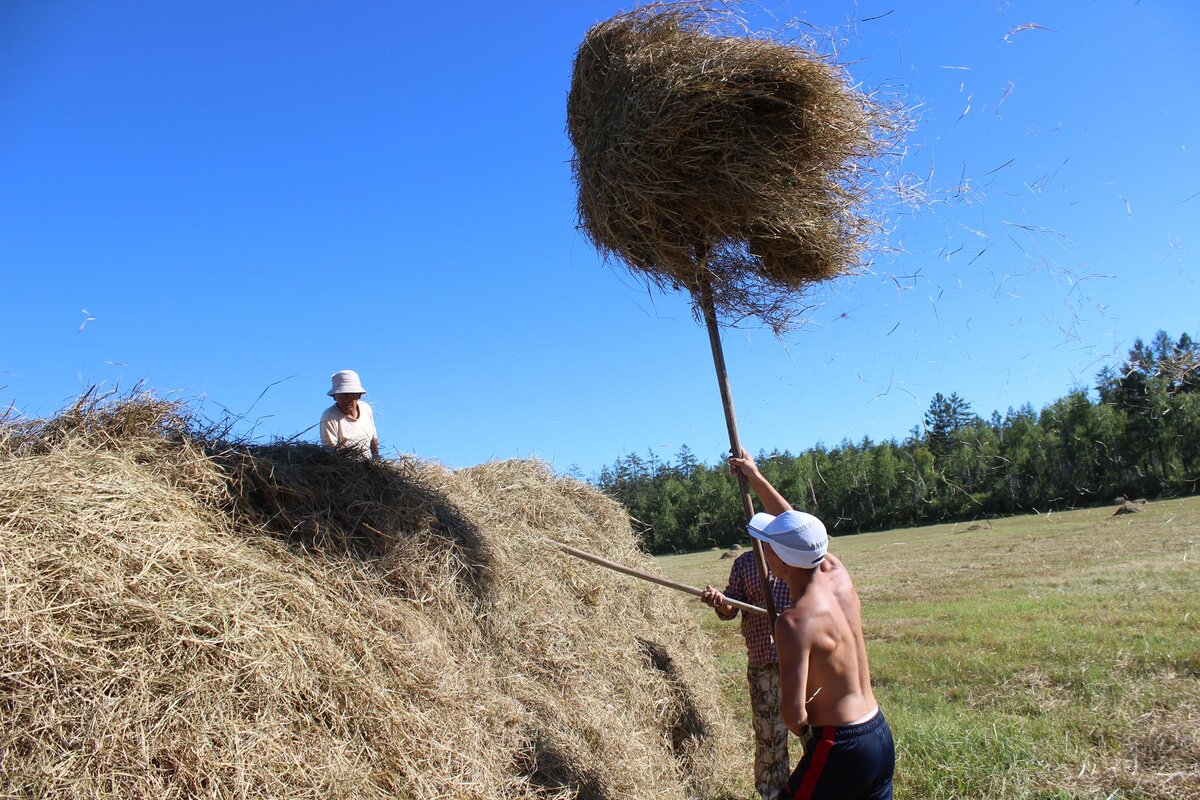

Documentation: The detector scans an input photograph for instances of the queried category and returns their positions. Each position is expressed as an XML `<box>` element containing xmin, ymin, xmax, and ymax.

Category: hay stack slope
<box><xmin>568</xmin><ymin>3</ymin><xmax>896</xmax><ymax>331</ymax></box>
<box><xmin>0</xmin><ymin>396</ymin><xmax>740</xmax><ymax>799</ymax></box>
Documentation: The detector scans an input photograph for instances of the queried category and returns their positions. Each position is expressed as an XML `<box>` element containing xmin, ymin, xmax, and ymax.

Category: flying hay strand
<box><xmin>568</xmin><ymin>3</ymin><xmax>896</xmax><ymax>331</ymax></box>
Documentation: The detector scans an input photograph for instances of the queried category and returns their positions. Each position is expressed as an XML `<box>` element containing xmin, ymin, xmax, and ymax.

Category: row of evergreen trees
<box><xmin>594</xmin><ymin>331</ymin><xmax>1200</xmax><ymax>553</ymax></box>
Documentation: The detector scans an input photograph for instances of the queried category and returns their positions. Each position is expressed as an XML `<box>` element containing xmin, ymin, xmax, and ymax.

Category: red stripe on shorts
<box><xmin>794</xmin><ymin>726</ymin><xmax>837</xmax><ymax>800</ymax></box>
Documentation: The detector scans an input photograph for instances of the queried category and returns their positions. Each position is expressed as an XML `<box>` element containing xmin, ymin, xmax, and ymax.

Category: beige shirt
<box><xmin>320</xmin><ymin>400</ymin><xmax>377</xmax><ymax>455</ymax></box>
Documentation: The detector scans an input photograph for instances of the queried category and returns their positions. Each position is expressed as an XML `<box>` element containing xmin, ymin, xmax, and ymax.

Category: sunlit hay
<box><xmin>430</xmin><ymin>459</ymin><xmax>734</xmax><ymax>795</ymax></box>
<box><xmin>0</xmin><ymin>395</ymin><xmax>739</xmax><ymax>799</ymax></box>
<box><xmin>568</xmin><ymin>2</ymin><xmax>899</xmax><ymax>332</ymax></box>
<box><xmin>1051</xmin><ymin>692</ymin><xmax>1200</xmax><ymax>798</ymax></box>
<box><xmin>0</xmin><ymin>389</ymin><xmax>213</xmax><ymax>490</ymax></box>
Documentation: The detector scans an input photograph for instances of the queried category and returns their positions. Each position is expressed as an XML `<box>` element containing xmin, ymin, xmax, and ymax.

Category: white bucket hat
<box><xmin>747</xmin><ymin>510</ymin><xmax>828</xmax><ymax>568</ymax></box>
<box><xmin>327</xmin><ymin>370</ymin><xmax>367</xmax><ymax>397</ymax></box>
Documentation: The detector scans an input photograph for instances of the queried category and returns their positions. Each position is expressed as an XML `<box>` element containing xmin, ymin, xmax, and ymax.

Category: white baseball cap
<box><xmin>747</xmin><ymin>510</ymin><xmax>828</xmax><ymax>568</ymax></box>
<box><xmin>328</xmin><ymin>370</ymin><xmax>367</xmax><ymax>397</ymax></box>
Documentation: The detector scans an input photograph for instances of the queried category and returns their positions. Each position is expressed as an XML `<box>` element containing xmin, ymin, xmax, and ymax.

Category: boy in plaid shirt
<box><xmin>702</xmin><ymin>549</ymin><xmax>792</xmax><ymax>799</ymax></box>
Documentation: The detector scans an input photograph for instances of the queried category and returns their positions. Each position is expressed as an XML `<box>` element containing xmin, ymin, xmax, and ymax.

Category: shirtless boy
<box><xmin>730</xmin><ymin>450</ymin><xmax>895</xmax><ymax>800</ymax></box>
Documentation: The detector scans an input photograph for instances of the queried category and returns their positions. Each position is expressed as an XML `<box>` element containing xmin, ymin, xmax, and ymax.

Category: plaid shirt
<box><xmin>721</xmin><ymin>550</ymin><xmax>792</xmax><ymax>667</ymax></box>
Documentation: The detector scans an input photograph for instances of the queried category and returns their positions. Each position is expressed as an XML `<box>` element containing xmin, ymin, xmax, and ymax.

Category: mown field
<box><xmin>657</xmin><ymin>496</ymin><xmax>1200</xmax><ymax>799</ymax></box>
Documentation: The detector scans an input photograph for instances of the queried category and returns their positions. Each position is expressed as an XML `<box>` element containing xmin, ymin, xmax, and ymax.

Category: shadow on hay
<box><xmin>3</xmin><ymin>395</ymin><xmax>497</xmax><ymax>603</ymax></box>
<box><xmin>510</xmin><ymin>642</ymin><xmax>711</xmax><ymax>799</ymax></box>
<box><xmin>515</xmin><ymin>737</ymin><xmax>607</xmax><ymax>800</ymax></box>
<box><xmin>637</xmin><ymin>637</ymin><xmax>711</xmax><ymax>762</ymax></box>
<box><xmin>216</xmin><ymin>443</ymin><xmax>495</xmax><ymax>601</ymax></box>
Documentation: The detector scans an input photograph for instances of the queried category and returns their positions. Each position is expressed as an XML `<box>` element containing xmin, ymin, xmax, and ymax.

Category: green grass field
<box><xmin>656</xmin><ymin>496</ymin><xmax>1200</xmax><ymax>799</ymax></box>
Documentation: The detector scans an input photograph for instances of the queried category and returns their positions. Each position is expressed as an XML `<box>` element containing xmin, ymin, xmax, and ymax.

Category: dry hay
<box><xmin>567</xmin><ymin>2</ymin><xmax>899</xmax><ymax>332</ymax></box>
<box><xmin>0</xmin><ymin>395</ymin><xmax>740</xmax><ymax>799</ymax></box>
<box><xmin>1114</xmin><ymin>500</ymin><xmax>1147</xmax><ymax>516</ymax></box>
<box><xmin>1048</xmin><ymin>695</ymin><xmax>1200</xmax><ymax>799</ymax></box>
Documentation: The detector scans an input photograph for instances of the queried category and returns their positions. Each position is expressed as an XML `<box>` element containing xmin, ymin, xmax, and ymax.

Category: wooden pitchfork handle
<box><xmin>698</xmin><ymin>274</ymin><xmax>779</xmax><ymax>628</ymax></box>
<box><xmin>545</xmin><ymin>539</ymin><xmax>768</xmax><ymax>616</ymax></box>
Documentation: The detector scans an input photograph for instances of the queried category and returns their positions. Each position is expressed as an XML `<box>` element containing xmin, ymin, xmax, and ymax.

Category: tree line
<box><xmin>594</xmin><ymin>330</ymin><xmax>1200</xmax><ymax>553</ymax></box>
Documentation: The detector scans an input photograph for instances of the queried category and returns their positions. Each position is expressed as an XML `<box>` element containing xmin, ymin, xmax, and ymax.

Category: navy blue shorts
<box><xmin>786</xmin><ymin>709</ymin><xmax>895</xmax><ymax>800</ymax></box>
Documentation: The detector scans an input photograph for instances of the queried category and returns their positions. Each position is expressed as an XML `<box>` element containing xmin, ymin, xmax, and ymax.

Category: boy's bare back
<box><xmin>776</xmin><ymin>554</ymin><xmax>877</xmax><ymax>729</ymax></box>
<box><xmin>730</xmin><ymin>448</ymin><xmax>896</xmax><ymax>797</ymax></box>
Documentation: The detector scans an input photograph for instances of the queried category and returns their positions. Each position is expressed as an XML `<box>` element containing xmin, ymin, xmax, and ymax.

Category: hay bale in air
<box><xmin>0</xmin><ymin>394</ymin><xmax>740</xmax><ymax>799</ymax></box>
<box><xmin>568</xmin><ymin>3</ymin><xmax>897</xmax><ymax>332</ymax></box>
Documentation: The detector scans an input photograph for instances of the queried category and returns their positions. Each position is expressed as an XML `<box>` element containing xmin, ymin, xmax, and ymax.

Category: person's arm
<box><xmin>728</xmin><ymin>449</ymin><xmax>792</xmax><ymax>516</ymax></box>
<box><xmin>775</xmin><ymin>615</ymin><xmax>812</xmax><ymax>736</ymax></box>
<box><xmin>319</xmin><ymin>415</ymin><xmax>340</xmax><ymax>448</ymax></box>
<box><xmin>700</xmin><ymin>585</ymin><xmax>738</xmax><ymax>620</ymax></box>
<box><xmin>363</xmin><ymin>403</ymin><xmax>380</xmax><ymax>459</ymax></box>
<box><xmin>701</xmin><ymin>557</ymin><xmax>749</xmax><ymax>620</ymax></box>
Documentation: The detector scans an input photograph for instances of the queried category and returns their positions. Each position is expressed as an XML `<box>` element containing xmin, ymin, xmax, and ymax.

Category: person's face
<box><xmin>335</xmin><ymin>393</ymin><xmax>361</xmax><ymax>415</ymax></box>
<box><xmin>762</xmin><ymin>543</ymin><xmax>787</xmax><ymax>577</ymax></box>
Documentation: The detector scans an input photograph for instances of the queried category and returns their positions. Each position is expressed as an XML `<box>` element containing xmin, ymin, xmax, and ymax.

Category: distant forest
<box><xmin>595</xmin><ymin>330</ymin><xmax>1200</xmax><ymax>554</ymax></box>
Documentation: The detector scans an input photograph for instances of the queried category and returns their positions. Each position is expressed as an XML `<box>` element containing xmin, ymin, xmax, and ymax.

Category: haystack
<box><xmin>568</xmin><ymin>2</ymin><xmax>896</xmax><ymax>332</ymax></box>
<box><xmin>0</xmin><ymin>396</ymin><xmax>740</xmax><ymax>799</ymax></box>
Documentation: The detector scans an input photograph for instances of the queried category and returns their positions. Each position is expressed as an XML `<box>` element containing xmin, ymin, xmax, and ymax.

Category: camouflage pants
<box><xmin>748</xmin><ymin>662</ymin><xmax>790</xmax><ymax>800</ymax></box>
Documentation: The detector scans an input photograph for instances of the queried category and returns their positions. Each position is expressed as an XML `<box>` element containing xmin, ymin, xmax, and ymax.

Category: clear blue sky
<box><xmin>2</xmin><ymin>1</ymin><xmax>1197</xmax><ymax>474</ymax></box>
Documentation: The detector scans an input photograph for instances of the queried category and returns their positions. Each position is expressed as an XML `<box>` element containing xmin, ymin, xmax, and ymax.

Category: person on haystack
<box><xmin>701</xmin><ymin>523</ymin><xmax>793</xmax><ymax>798</ymax></box>
<box><xmin>724</xmin><ymin>449</ymin><xmax>895</xmax><ymax>800</ymax></box>
<box><xmin>319</xmin><ymin>370</ymin><xmax>379</xmax><ymax>459</ymax></box>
